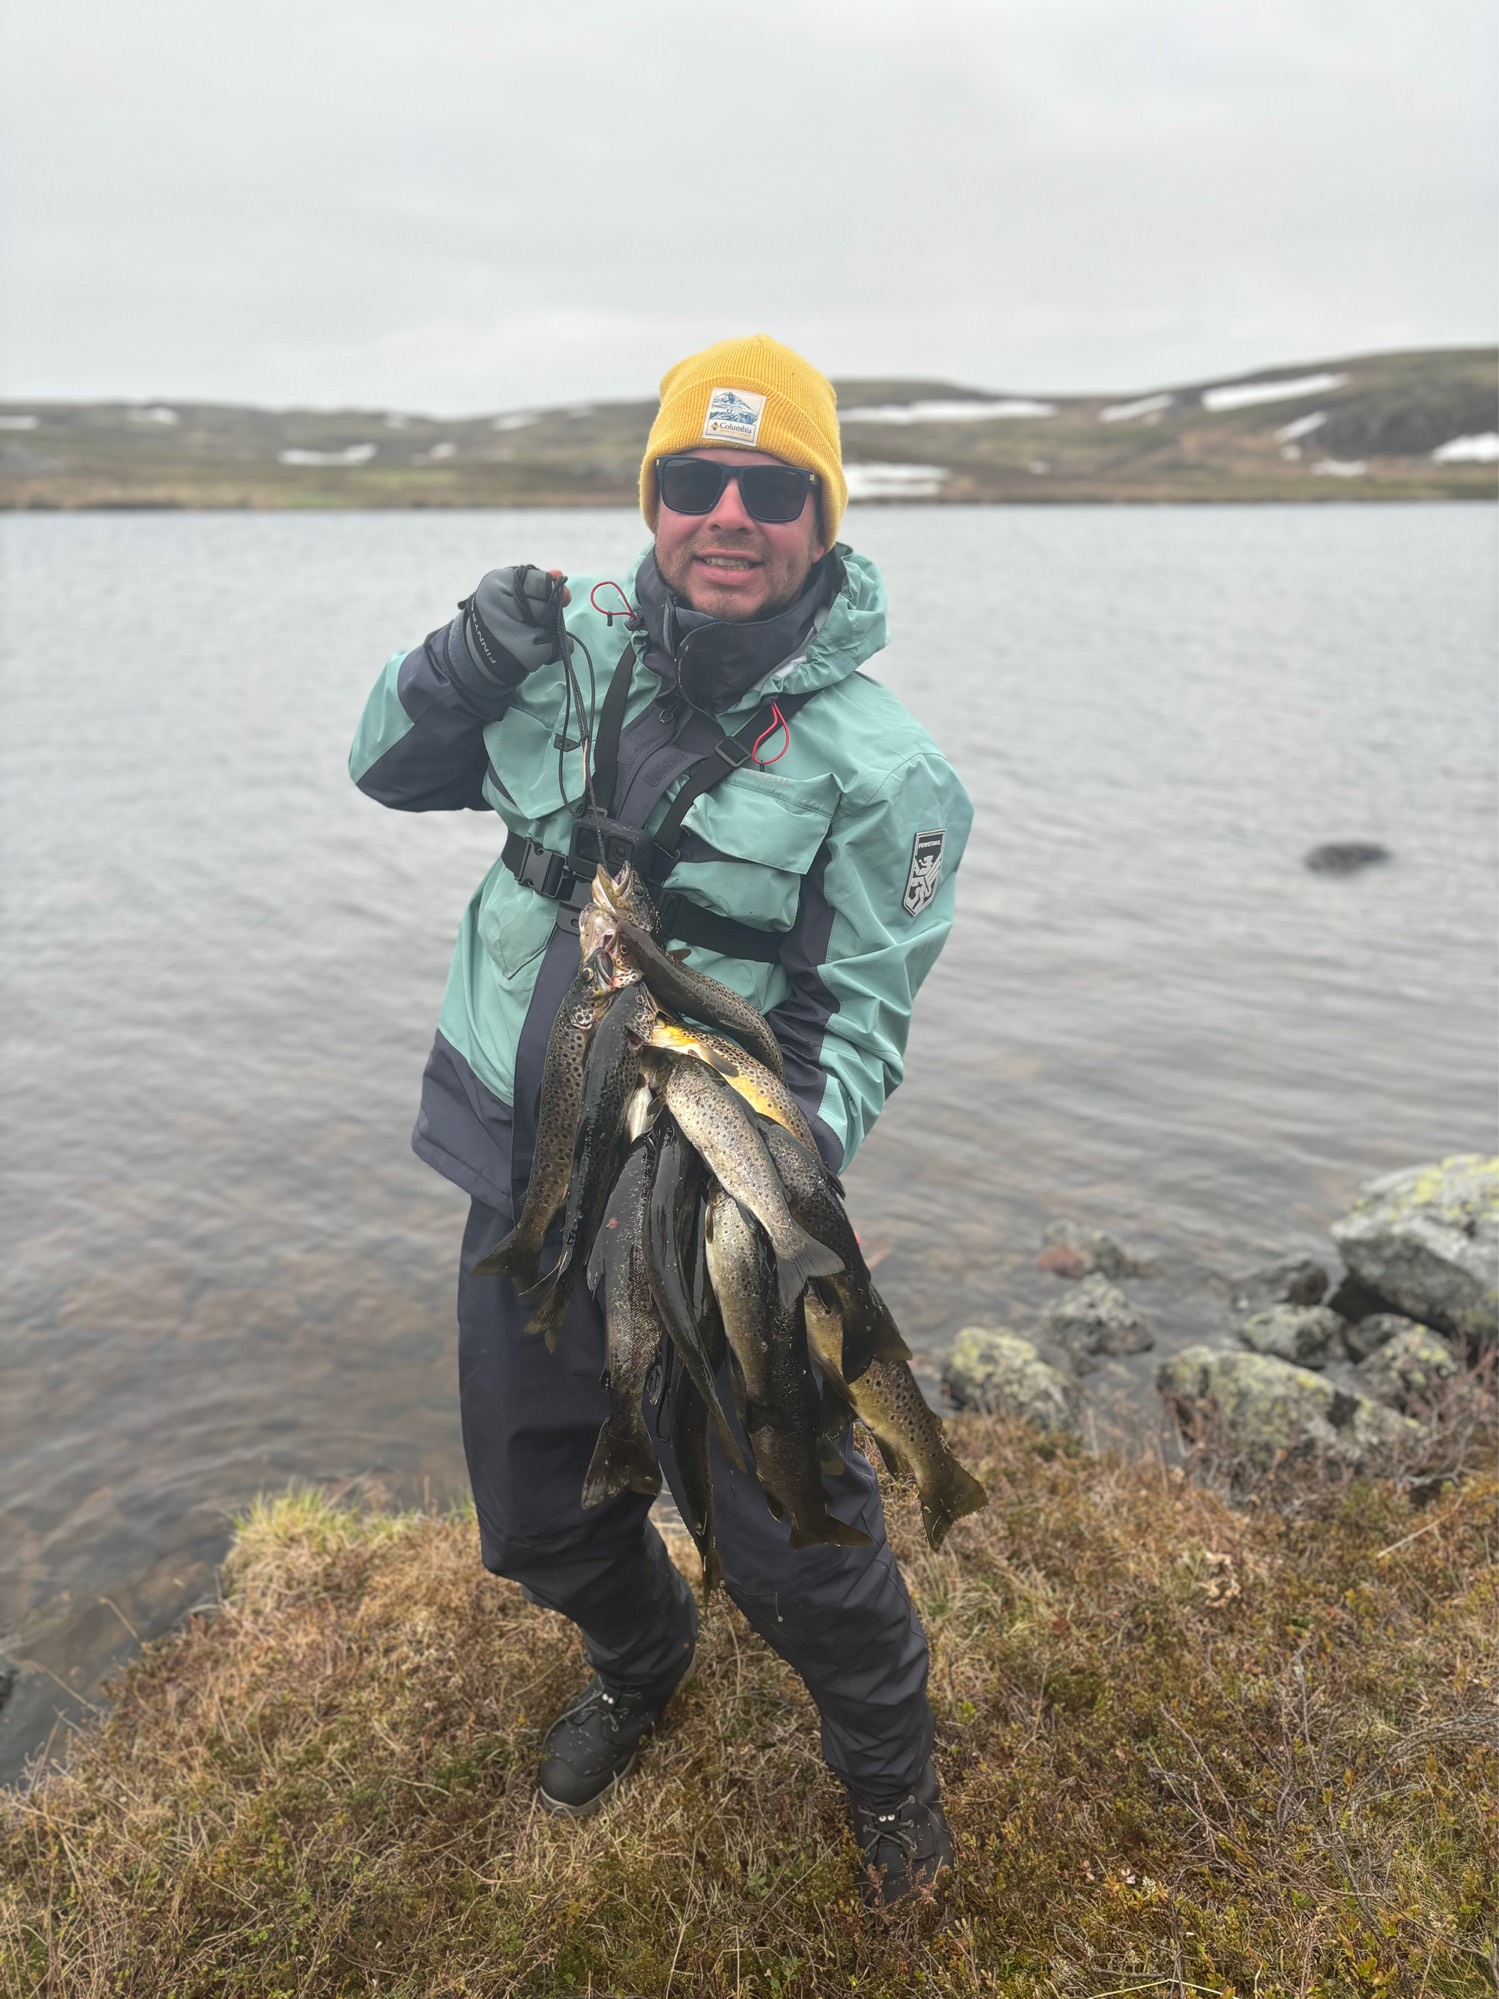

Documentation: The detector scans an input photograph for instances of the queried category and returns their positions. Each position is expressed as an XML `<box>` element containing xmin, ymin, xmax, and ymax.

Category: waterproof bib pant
<box><xmin>457</xmin><ymin>1183</ymin><xmax>935</xmax><ymax>1799</ymax></box>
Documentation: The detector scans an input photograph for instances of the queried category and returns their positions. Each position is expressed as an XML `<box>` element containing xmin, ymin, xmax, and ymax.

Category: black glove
<box><xmin>461</xmin><ymin>563</ymin><xmax>569</xmax><ymax>684</ymax></box>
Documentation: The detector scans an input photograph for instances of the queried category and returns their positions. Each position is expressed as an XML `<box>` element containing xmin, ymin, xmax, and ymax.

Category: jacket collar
<box><xmin>633</xmin><ymin>549</ymin><xmax>839</xmax><ymax>716</ymax></box>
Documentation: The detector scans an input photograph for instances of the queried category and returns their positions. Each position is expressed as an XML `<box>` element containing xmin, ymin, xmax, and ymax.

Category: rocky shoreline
<box><xmin>944</xmin><ymin>1153</ymin><xmax>1497</xmax><ymax>1486</ymax></box>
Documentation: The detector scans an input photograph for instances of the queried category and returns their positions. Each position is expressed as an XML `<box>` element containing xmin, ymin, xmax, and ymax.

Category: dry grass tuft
<box><xmin>2</xmin><ymin>1423</ymin><xmax>1494</xmax><ymax>1997</ymax></box>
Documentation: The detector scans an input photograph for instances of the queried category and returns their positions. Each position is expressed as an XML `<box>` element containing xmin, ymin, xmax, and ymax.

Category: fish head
<box><xmin>579</xmin><ymin>904</ymin><xmax>618</xmax><ymax>964</ymax></box>
<box><xmin>594</xmin><ymin>862</ymin><xmax>658</xmax><ymax>932</ymax></box>
<box><xmin>579</xmin><ymin>945</ymin><xmax>616</xmax><ymax>995</ymax></box>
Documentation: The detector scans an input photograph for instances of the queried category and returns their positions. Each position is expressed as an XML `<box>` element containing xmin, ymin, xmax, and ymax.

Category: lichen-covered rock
<box><xmin>1228</xmin><ymin>1256</ymin><xmax>1328</xmax><ymax>1315</ymax></box>
<box><xmin>1236</xmin><ymin>1304</ymin><xmax>1344</xmax><ymax>1368</ymax></box>
<box><xmin>1039</xmin><ymin>1274</ymin><xmax>1154</xmax><ymax>1369</ymax></box>
<box><xmin>1330</xmin><ymin>1156</ymin><xmax>1499</xmax><ymax>1344</ymax></box>
<box><xmin>1339</xmin><ymin>1311</ymin><xmax>1421</xmax><ymax>1364</ymax></box>
<box><xmin>1157</xmin><ymin>1346</ymin><xmax>1423</xmax><ymax>1472</ymax></box>
<box><xmin>1038</xmin><ymin>1219</ymin><xmax>1138</xmax><ymax>1280</ymax></box>
<box><xmin>1354</xmin><ymin>1325</ymin><xmax>1461</xmax><ymax>1413</ymax></box>
<box><xmin>943</xmin><ymin>1327</ymin><xmax>1083</xmax><ymax>1434</ymax></box>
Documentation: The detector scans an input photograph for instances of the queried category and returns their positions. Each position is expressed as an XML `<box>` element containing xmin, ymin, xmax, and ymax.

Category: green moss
<box><xmin>2</xmin><ymin>1426</ymin><xmax>1493</xmax><ymax>1996</ymax></box>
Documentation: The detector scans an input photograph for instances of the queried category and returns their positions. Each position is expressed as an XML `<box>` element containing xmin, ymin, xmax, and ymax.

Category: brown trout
<box><xmin>804</xmin><ymin>1288</ymin><xmax>987</xmax><ymax>1551</ymax></box>
<box><xmin>580</xmin><ymin>1138</ymin><xmax>665</xmax><ymax>1506</ymax></box>
<box><xmin>651</xmin><ymin>1057</ymin><xmax>842</xmax><ymax>1310</ymax></box>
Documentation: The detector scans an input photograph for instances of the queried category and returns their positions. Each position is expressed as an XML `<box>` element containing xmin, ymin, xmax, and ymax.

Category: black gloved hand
<box><xmin>461</xmin><ymin>563</ymin><xmax>570</xmax><ymax>683</ymax></box>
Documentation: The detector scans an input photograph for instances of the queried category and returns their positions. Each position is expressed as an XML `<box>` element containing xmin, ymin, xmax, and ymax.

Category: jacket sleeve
<box><xmin>766</xmin><ymin>748</ymin><xmax>971</xmax><ymax>1171</ymax></box>
<box><xmin>349</xmin><ymin>571</ymin><xmax>561</xmax><ymax>811</ymax></box>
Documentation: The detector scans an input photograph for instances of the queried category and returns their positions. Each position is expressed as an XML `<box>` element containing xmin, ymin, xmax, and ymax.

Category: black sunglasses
<box><xmin>656</xmin><ymin>454</ymin><xmax>816</xmax><ymax>525</ymax></box>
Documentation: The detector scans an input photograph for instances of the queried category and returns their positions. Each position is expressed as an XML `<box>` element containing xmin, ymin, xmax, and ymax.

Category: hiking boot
<box><xmin>536</xmin><ymin>1664</ymin><xmax>692</xmax><ymax>1816</ymax></box>
<box><xmin>848</xmin><ymin>1759</ymin><xmax>955</xmax><ymax>1909</ymax></box>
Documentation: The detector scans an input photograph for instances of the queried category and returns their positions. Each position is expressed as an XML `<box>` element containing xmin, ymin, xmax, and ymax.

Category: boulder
<box><xmin>1040</xmin><ymin>1274</ymin><xmax>1154</xmax><ymax>1370</ymax></box>
<box><xmin>1339</xmin><ymin>1311</ymin><xmax>1421</xmax><ymax>1364</ymax></box>
<box><xmin>1236</xmin><ymin>1304</ymin><xmax>1344</xmax><ymax>1368</ymax></box>
<box><xmin>1228</xmin><ymin>1255</ymin><xmax>1328</xmax><ymax>1315</ymax></box>
<box><xmin>1038</xmin><ymin>1219</ymin><xmax>1138</xmax><ymax>1280</ymax></box>
<box><xmin>1157</xmin><ymin>1346</ymin><xmax>1423</xmax><ymax>1473</ymax></box>
<box><xmin>943</xmin><ymin>1327</ymin><xmax>1083</xmax><ymax>1435</ymax></box>
<box><xmin>1330</xmin><ymin>1156</ymin><xmax>1499</xmax><ymax>1345</ymax></box>
<box><xmin>1354</xmin><ymin>1325</ymin><xmax>1461</xmax><ymax>1413</ymax></box>
<box><xmin>1304</xmin><ymin>841</ymin><xmax>1390</xmax><ymax>875</ymax></box>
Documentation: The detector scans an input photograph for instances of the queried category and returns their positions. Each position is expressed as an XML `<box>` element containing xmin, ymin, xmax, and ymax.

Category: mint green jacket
<box><xmin>350</xmin><ymin>547</ymin><xmax>971</xmax><ymax>1173</ymax></box>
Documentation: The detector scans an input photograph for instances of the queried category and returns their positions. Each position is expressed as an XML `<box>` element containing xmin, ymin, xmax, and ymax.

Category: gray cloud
<box><xmin>1</xmin><ymin>0</ymin><xmax>1493</xmax><ymax>409</ymax></box>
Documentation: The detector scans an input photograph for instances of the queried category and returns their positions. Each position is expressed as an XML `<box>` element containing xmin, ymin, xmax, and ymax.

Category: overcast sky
<box><xmin>2</xmin><ymin>0</ymin><xmax>1494</xmax><ymax>413</ymax></box>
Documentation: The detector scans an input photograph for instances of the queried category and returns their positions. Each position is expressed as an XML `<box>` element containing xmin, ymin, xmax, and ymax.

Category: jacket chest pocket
<box><xmin>669</xmin><ymin>768</ymin><xmax>839</xmax><ymax>928</ymax></box>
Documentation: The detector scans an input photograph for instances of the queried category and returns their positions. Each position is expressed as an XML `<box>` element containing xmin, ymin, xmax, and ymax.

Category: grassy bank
<box><xmin>2</xmin><ymin>1421</ymin><xmax>1493</xmax><ymax>1997</ymax></box>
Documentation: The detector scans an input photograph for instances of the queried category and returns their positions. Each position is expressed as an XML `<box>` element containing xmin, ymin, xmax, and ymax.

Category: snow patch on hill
<box><xmin>845</xmin><ymin>399</ymin><xmax>1056</xmax><ymax>423</ymax></box>
<box><xmin>1202</xmin><ymin>373</ymin><xmax>1347</xmax><ymax>412</ymax></box>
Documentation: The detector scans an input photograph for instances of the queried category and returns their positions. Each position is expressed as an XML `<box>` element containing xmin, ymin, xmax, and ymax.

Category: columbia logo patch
<box><xmin>902</xmin><ymin>830</ymin><xmax>946</xmax><ymax>916</ymax></box>
<box><xmin>702</xmin><ymin>386</ymin><xmax>766</xmax><ymax>446</ymax></box>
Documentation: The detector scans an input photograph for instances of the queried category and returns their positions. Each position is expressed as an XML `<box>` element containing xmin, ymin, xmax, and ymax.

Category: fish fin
<box><xmin>919</xmin><ymin>1461</ymin><xmax>989</xmax><ymax>1550</ymax></box>
<box><xmin>876</xmin><ymin>1436</ymin><xmax>912</xmax><ymax>1480</ymax></box>
<box><xmin>818</xmin><ymin>1374</ymin><xmax>851</xmax><ymax>1447</ymax></box>
<box><xmin>774</xmin><ymin>1231</ymin><xmax>844</xmax><ymax>1312</ymax></box>
<box><xmin>472</xmin><ymin>1228</ymin><xmax>540</xmax><ymax>1289</ymax></box>
<box><xmin>817</xmin><ymin>1437</ymin><xmax>847</xmax><ymax>1476</ymax></box>
<box><xmin>700</xmin><ymin>1542</ymin><xmax>723</xmax><ymax>1601</ymax></box>
<box><xmin>788</xmin><ymin>1516</ymin><xmax>873</xmax><ymax>1550</ymax></box>
<box><xmin>581</xmin><ymin>1423</ymin><xmax>662</xmax><ymax>1508</ymax></box>
<box><xmin>832</xmin><ymin>1278</ymin><xmax>910</xmax><ymax>1379</ymax></box>
<box><xmin>526</xmin><ymin>1276</ymin><xmax>571</xmax><ymax>1350</ymax></box>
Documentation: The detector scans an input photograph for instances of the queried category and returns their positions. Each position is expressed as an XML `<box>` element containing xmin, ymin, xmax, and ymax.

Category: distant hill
<box><xmin>1</xmin><ymin>348</ymin><xmax>1493</xmax><ymax>509</ymax></box>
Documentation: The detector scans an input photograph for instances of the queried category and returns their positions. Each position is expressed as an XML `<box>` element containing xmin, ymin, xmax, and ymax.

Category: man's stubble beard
<box><xmin>655</xmin><ymin>534</ymin><xmax>820</xmax><ymax>624</ymax></box>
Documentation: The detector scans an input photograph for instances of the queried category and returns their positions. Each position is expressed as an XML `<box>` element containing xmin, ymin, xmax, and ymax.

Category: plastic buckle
<box><xmin>539</xmin><ymin>849</ymin><xmax>571</xmax><ymax>899</ymax></box>
<box><xmin>715</xmin><ymin>737</ymin><xmax>753</xmax><ymax>771</ymax></box>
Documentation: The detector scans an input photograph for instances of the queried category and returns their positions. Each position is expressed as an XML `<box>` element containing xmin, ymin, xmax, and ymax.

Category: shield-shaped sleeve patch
<box><xmin>902</xmin><ymin>829</ymin><xmax>946</xmax><ymax>916</ymax></box>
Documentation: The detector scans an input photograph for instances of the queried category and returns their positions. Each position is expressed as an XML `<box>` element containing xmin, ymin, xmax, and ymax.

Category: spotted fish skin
<box><xmin>615</xmin><ymin>919</ymin><xmax>786</xmax><ymax>1078</ymax></box>
<box><xmin>805</xmin><ymin>1289</ymin><xmax>987</xmax><ymax>1552</ymax></box>
<box><xmin>642</xmin><ymin>1020</ymin><xmax>817</xmax><ymax>1153</ymax></box>
<box><xmin>655</xmin><ymin>1059</ymin><xmax>842</xmax><ymax>1311</ymax></box>
<box><xmin>705</xmin><ymin>1192</ymin><xmax>870</xmax><ymax>1551</ymax></box>
<box><xmin>472</xmin><ymin>967</ymin><xmax>609</xmax><ymax>1292</ymax></box>
<box><xmin>758</xmin><ymin>1119</ymin><xmax>908</xmax><ymax>1380</ymax></box>
<box><xmin>645</xmin><ymin>1121</ymin><xmax>745</xmax><ymax>1472</ymax></box>
<box><xmin>581</xmin><ymin>1140</ymin><xmax>664</xmax><ymax>1507</ymax></box>
<box><xmin>528</xmin><ymin>980</ymin><xmax>656</xmax><ymax>1348</ymax></box>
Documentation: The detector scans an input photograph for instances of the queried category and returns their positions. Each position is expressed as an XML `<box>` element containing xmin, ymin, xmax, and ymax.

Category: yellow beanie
<box><xmin>640</xmin><ymin>333</ymin><xmax>847</xmax><ymax>547</ymax></box>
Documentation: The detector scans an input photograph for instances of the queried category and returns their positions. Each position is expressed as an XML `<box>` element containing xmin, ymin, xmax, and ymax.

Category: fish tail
<box><xmin>471</xmin><ymin>1225</ymin><xmax>540</xmax><ymax>1289</ymax></box>
<box><xmin>919</xmin><ymin>1460</ymin><xmax>989</xmax><ymax>1550</ymax></box>
<box><xmin>700</xmin><ymin>1542</ymin><xmax>723</xmax><ymax>1602</ymax></box>
<box><xmin>788</xmin><ymin>1515</ymin><xmax>873</xmax><ymax>1551</ymax></box>
<box><xmin>525</xmin><ymin>1276</ymin><xmax>571</xmax><ymax>1350</ymax></box>
<box><xmin>774</xmin><ymin>1229</ymin><xmax>844</xmax><ymax>1312</ymax></box>
<box><xmin>581</xmin><ymin>1422</ymin><xmax>662</xmax><ymax>1508</ymax></box>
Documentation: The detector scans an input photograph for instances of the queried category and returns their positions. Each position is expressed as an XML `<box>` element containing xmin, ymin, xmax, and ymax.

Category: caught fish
<box><xmin>473</xmin><ymin>960</ymin><xmax>612</xmax><ymax>1293</ymax></box>
<box><xmin>705</xmin><ymin>1190</ymin><xmax>870</xmax><ymax>1550</ymax></box>
<box><xmin>668</xmin><ymin>1337</ymin><xmax>723</xmax><ymax>1601</ymax></box>
<box><xmin>646</xmin><ymin>1120</ymin><xmax>746</xmax><ymax>1471</ymax></box>
<box><xmin>614</xmin><ymin>918</ymin><xmax>786</xmax><ymax>1078</ymax></box>
<box><xmin>580</xmin><ymin>1139</ymin><xmax>665</xmax><ymax>1506</ymax></box>
<box><xmin>804</xmin><ymin>1288</ymin><xmax>988</xmax><ymax>1552</ymax></box>
<box><xmin>758</xmin><ymin>1120</ymin><xmax>909</xmax><ymax>1382</ymax></box>
<box><xmin>592</xmin><ymin>861</ymin><xmax>659</xmax><ymax>932</ymax></box>
<box><xmin>641</xmin><ymin>1019</ymin><xmax>818</xmax><ymax>1153</ymax></box>
<box><xmin>650</xmin><ymin>1057</ymin><xmax>843</xmax><ymax>1310</ymax></box>
<box><xmin>529</xmin><ymin>979</ymin><xmax>657</xmax><ymax>1348</ymax></box>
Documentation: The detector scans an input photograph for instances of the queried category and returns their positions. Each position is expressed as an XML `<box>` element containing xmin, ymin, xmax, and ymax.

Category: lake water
<box><xmin>2</xmin><ymin>503</ymin><xmax>1495</xmax><ymax>1779</ymax></box>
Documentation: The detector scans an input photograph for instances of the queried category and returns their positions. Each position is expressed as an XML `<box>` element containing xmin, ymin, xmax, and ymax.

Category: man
<box><xmin>349</xmin><ymin>334</ymin><xmax>972</xmax><ymax>1906</ymax></box>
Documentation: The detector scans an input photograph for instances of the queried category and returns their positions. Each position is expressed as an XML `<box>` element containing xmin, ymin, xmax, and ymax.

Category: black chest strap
<box><xmin>500</xmin><ymin>672</ymin><xmax>818</xmax><ymax>964</ymax></box>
